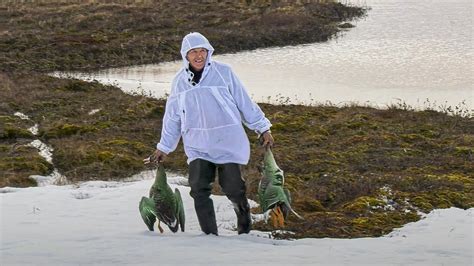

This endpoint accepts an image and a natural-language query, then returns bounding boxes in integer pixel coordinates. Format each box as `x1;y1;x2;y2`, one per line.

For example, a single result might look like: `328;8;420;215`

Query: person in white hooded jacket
148;32;274;235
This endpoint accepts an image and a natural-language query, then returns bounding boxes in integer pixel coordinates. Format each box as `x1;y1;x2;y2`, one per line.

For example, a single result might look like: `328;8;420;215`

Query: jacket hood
180;32;214;69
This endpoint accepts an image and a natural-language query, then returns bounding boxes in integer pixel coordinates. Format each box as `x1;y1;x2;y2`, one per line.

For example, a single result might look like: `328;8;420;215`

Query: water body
59;0;473;110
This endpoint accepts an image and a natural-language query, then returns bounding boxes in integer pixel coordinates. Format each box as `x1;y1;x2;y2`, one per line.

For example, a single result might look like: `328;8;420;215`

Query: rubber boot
217;163;251;234
234;200;251;234
194;198;218;235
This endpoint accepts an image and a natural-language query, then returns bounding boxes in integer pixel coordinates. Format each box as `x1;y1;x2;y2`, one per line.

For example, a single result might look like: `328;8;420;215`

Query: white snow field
1;170;472;266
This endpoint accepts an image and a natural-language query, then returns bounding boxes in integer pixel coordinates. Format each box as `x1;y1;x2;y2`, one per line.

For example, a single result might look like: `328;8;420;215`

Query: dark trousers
189;159;251;235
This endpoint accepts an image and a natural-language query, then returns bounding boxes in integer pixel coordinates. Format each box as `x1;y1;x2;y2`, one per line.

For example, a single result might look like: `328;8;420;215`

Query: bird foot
270;206;285;228
157;221;164;233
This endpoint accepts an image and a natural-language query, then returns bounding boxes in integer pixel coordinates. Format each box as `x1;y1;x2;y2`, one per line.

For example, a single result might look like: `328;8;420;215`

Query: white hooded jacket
157;32;271;165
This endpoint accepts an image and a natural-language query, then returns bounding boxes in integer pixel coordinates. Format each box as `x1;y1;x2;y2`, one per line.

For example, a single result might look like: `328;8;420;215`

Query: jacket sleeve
156;93;181;154
228;68;271;134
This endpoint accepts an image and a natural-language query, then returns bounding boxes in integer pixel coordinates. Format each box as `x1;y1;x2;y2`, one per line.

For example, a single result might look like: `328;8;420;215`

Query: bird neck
154;174;167;186
154;166;168;187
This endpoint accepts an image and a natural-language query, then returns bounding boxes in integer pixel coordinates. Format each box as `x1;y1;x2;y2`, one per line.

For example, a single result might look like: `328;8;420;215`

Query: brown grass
0;0;365;72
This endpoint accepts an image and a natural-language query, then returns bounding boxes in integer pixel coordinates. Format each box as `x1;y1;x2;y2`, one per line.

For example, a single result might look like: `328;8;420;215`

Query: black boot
216;163;251;234
234;200;251;234
194;197;218;235
189;159;218;236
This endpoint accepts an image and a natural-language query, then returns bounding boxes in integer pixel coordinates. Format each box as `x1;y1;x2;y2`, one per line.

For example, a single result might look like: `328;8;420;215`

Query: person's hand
143;149;167;165
259;131;274;149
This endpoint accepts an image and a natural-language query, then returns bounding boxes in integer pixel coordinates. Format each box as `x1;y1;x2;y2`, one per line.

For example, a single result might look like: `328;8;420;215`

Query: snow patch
10;113;69;186
0;187;21;193
124;169;190;186
77;180;130;189
27;140;67;186
123;169;155;182
1;178;472;265
14;111;30;120
28;123;39;135
30;169;67;187
88;108;101;115
71;191;93;200
373;185;397;211
167;175;189;186
28;139;53;164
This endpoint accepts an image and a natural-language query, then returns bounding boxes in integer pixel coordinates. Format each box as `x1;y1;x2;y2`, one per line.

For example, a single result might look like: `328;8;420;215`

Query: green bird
139;164;185;233
258;148;303;228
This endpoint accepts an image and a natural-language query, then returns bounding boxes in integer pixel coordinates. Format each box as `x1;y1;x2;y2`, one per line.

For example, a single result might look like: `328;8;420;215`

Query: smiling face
186;48;208;71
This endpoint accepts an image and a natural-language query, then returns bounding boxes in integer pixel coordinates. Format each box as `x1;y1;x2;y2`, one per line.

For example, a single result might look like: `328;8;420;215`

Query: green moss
0;156;53;174
434;190;473;209
57;79;105;92
351;211;420;237
97;151;115;161
418;128;440;138
410;195;434;213
270;122;286;131
381;133;398;143
0;175;38;188
408;189;472;213
1;126;34;139
344;114;380;131
400;133;426;143
146;106;164;118
454;146;473;156
294;197;327;212
342;196;386;214
0;144;53;187
104;139;129;146
94;121;113;129
303;158;343;172
0;144;9;152
45;123;98;138
272;120;310;132
0;115;15;122
352;217;369;225
62;80;90;91
445;173;473;184
104;139;147;152
339;22;354;28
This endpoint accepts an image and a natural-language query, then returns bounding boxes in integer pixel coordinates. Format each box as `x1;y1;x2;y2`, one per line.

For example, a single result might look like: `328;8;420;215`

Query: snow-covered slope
1;171;472;265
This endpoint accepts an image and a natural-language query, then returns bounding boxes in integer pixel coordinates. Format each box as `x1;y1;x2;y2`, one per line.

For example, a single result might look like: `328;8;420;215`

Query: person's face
186;48;208;71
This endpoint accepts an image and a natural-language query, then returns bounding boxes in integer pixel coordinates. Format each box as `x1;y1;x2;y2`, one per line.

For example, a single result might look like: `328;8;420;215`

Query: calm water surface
60;0;473;109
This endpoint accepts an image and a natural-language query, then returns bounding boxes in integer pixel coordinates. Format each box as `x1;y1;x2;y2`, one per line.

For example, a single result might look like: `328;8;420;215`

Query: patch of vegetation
0;0;366;73
248;104;473;238
0;144;51;187
0;73;184;183
0;115;35;140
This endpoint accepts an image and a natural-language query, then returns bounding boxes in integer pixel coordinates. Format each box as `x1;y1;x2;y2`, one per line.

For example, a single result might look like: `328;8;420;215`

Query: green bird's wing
258;176;286;212
271;168;284;187
174;188;185;232
257;176;270;211
259;185;286;212
139;196;156;231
